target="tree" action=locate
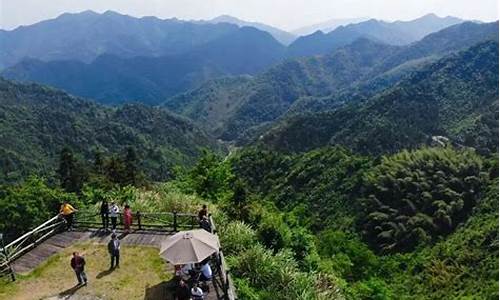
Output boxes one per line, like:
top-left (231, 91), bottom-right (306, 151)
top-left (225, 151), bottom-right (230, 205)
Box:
top-left (123, 147), bottom-right (142, 186)
top-left (0, 176), bottom-right (78, 240)
top-left (57, 147), bottom-right (86, 193)
top-left (189, 150), bottom-right (233, 201)
top-left (105, 155), bottom-right (126, 186)
top-left (93, 150), bottom-right (104, 175)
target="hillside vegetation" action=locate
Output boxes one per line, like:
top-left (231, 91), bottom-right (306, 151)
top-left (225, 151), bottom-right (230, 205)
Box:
top-left (164, 22), bottom-right (498, 142)
top-left (0, 141), bottom-right (497, 299)
top-left (261, 40), bottom-right (499, 155)
top-left (0, 78), bottom-right (220, 183)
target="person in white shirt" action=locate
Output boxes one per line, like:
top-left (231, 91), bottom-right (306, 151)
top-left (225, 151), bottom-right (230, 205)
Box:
top-left (199, 262), bottom-right (212, 281)
top-left (191, 283), bottom-right (204, 300)
top-left (109, 202), bottom-right (120, 230)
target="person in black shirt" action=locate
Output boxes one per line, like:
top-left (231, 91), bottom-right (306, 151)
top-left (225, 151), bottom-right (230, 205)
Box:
top-left (70, 252), bottom-right (87, 285)
top-left (198, 205), bottom-right (208, 221)
top-left (175, 280), bottom-right (191, 300)
top-left (107, 234), bottom-right (121, 269)
top-left (100, 200), bottom-right (109, 230)
top-left (199, 216), bottom-right (212, 233)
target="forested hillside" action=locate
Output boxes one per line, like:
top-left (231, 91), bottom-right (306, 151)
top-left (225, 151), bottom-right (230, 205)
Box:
top-left (165, 21), bottom-right (497, 142)
top-left (261, 40), bottom-right (499, 154)
top-left (221, 146), bottom-right (498, 299)
top-left (0, 78), bottom-right (220, 183)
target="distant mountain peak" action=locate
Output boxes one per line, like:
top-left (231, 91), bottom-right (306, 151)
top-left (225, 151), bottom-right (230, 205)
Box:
top-left (420, 13), bottom-right (439, 19)
top-left (206, 14), bottom-right (296, 45)
top-left (211, 15), bottom-right (241, 22)
top-left (102, 10), bottom-right (123, 16)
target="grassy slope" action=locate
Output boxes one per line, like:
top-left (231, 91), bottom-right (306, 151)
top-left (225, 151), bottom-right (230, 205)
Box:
top-left (0, 243), bottom-right (171, 300)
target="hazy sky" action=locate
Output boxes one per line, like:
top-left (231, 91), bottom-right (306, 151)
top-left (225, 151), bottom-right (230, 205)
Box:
top-left (0, 0), bottom-right (498, 31)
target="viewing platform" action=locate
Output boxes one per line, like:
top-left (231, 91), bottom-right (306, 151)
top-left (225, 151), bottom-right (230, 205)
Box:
top-left (0, 211), bottom-right (237, 300)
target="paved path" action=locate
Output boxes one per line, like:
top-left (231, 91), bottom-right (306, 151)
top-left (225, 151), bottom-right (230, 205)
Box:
top-left (10, 229), bottom-right (225, 300)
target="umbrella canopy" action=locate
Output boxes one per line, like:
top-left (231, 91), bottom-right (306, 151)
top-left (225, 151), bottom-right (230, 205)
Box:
top-left (160, 229), bottom-right (219, 265)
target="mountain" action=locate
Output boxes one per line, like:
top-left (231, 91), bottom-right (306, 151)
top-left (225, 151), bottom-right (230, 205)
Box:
top-left (163, 21), bottom-right (497, 142)
top-left (165, 38), bottom-right (397, 139)
top-left (287, 21), bottom-right (499, 114)
top-left (2, 26), bottom-right (286, 105)
top-left (260, 40), bottom-right (499, 155)
top-left (291, 17), bottom-right (369, 36)
top-left (287, 13), bottom-right (463, 57)
top-left (0, 10), bottom-right (241, 69)
top-left (0, 78), bottom-right (220, 183)
top-left (207, 15), bottom-right (296, 45)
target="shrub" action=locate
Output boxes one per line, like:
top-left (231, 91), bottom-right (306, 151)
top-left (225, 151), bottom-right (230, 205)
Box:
top-left (219, 221), bottom-right (257, 256)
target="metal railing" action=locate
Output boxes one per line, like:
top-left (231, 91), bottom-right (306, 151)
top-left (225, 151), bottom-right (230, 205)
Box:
top-left (0, 215), bottom-right (66, 281)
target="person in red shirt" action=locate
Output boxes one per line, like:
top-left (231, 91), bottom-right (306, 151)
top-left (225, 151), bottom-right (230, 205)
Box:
top-left (123, 204), bottom-right (133, 233)
top-left (70, 252), bottom-right (87, 286)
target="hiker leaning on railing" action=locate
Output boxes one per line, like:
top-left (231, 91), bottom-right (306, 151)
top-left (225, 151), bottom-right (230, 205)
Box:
top-left (59, 201), bottom-right (78, 231)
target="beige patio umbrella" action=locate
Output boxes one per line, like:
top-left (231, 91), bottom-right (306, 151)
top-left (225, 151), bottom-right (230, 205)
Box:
top-left (159, 229), bottom-right (219, 264)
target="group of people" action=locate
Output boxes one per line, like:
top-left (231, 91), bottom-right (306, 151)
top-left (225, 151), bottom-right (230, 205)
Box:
top-left (175, 259), bottom-right (213, 300)
top-left (62, 202), bottom-right (214, 294)
top-left (59, 200), bottom-right (133, 233)
top-left (69, 233), bottom-right (121, 286)
top-left (59, 200), bottom-right (122, 286)
top-left (174, 205), bottom-right (214, 300)
top-left (100, 200), bottom-right (133, 232)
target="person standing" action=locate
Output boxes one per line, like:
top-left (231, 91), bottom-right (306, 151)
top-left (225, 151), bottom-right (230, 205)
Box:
top-left (123, 204), bottom-right (133, 233)
top-left (109, 202), bottom-right (120, 230)
top-left (100, 200), bottom-right (109, 231)
top-left (107, 234), bottom-right (121, 269)
top-left (59, 201), bottom-right (77, 231)
top-left (70, 252), bottom-right (87, 286)
top-left (198, 204), bottom-right (208, 221)
top-left (199, 216), bottom-right (211, 233)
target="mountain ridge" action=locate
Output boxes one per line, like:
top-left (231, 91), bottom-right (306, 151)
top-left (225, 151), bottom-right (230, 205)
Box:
top-left (2, 26), bottom-right (285, 105)
top-left (287, 13), bottom-right (464, 57)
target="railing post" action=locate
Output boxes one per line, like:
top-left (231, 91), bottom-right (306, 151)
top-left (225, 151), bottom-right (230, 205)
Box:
top-left (173, 211), bottom-right (178, 232)
top-left (137, 212), bottom-right (142, 230)
top-left (0, 233), bottom-right (15, 282)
